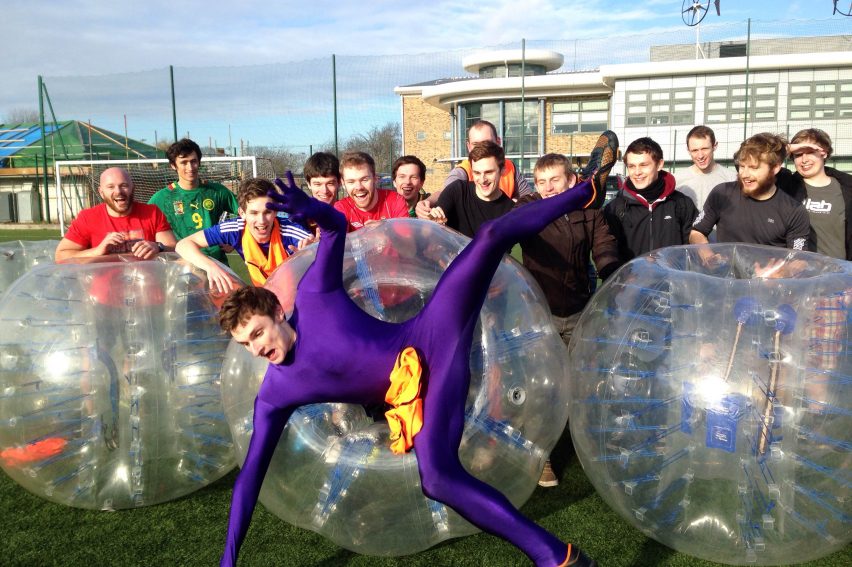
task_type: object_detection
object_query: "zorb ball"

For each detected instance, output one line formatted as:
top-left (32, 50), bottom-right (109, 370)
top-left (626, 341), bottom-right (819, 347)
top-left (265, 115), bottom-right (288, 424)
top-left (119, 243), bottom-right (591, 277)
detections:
top-left (0, 255), bottom-right (236, 509)
top-left (569, 244), bottom-right (852, 565)
top-left (0, 240), bottom-right (59, 296)
top-left (220, 219), bottom-right (570, 556)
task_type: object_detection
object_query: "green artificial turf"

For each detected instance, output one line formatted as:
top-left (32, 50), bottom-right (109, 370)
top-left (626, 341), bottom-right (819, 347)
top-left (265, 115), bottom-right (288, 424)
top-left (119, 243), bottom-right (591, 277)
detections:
top-left (0, 229), bottom-right (849, 566)
top-left (1, 430), bottom-right (849, 566)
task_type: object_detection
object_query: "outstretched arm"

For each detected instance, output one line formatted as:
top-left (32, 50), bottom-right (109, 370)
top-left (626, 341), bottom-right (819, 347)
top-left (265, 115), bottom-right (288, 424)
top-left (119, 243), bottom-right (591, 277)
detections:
top-left (221, 398), bottom-right (293, 567)
top-left (270, 173), bottom-right (348, 293)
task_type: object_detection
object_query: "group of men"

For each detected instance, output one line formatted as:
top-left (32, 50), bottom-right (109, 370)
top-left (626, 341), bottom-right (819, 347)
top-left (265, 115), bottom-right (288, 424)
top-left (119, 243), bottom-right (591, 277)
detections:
top-left (50, 122), bottom-right (850, 566)
top-left (56, 122), bottom-right (851, 490)
top-left (604, 126), bottom-right (850, 264)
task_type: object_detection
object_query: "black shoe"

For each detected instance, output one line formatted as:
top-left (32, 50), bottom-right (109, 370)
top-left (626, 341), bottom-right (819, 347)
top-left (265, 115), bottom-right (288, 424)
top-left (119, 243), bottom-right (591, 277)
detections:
top-left (579, 130), bottom-right (619, 209)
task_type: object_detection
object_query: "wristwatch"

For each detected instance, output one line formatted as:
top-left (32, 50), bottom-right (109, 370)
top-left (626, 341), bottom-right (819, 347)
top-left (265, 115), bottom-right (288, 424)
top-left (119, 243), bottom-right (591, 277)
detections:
top-left (156, 242), bottom-right (166, 252)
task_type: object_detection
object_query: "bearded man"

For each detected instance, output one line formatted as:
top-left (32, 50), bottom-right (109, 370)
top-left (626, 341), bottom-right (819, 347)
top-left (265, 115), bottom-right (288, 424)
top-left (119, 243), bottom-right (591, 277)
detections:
top-left (690, 133), bottom-right (809, 251)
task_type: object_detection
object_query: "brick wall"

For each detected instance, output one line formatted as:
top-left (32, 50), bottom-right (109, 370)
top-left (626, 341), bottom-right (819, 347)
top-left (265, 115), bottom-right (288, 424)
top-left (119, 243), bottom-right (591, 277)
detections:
top-left (401, 96), bottom-right (453, 193)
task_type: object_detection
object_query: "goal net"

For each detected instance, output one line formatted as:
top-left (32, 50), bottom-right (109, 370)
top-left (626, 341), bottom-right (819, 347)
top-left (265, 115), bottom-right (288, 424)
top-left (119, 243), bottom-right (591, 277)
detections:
top-left (54, 156), bottom-right (276, 233)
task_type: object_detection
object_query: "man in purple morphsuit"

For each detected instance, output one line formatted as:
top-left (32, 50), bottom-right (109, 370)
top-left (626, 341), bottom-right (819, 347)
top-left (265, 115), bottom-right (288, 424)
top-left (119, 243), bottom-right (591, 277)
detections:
top-left (217, 133), bottom-right (618, 567)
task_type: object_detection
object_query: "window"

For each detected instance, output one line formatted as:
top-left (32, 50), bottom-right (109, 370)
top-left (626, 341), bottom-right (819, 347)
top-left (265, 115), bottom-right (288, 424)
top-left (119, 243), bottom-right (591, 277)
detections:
top-left (502, 101), bottom-right (539, 155)
top-left (478, 64), bottom-right (547, 78)
top-left (704, 84), bottom-right (777, 123)
top-left (460, 100), bottom-right (540, 156)
top-left (551, 99), bottom-right (609, 134)
top-left (625, 88), bottom-right (695, 127)
top-left (788, 81), bottom-right (852, 121)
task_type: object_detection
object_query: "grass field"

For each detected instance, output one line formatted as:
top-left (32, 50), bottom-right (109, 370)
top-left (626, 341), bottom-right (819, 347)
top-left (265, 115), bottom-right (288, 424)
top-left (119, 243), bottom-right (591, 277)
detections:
top-left (0, 227), bottom-right (849, 566)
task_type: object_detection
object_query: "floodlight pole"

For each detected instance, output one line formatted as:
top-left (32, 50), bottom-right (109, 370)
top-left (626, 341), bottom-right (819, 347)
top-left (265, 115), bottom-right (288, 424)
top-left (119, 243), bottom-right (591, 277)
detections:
top-left (170, 65), bottom-right (178, 142)
top-left (333, 54), bottom-right (339, 156)
top-left (520, 39), bottom-right (526, 176)
top-left (38, 76), bottom-right (50, 223)
top-left (743, 19), bottom-right (752, 140)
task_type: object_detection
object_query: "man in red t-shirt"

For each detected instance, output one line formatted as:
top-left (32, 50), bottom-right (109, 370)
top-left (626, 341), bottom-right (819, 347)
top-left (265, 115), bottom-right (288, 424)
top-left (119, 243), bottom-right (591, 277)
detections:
top-left (55, 167), bottom-right (176, 261)
top-left (333, 151), bottom-right (408, 232)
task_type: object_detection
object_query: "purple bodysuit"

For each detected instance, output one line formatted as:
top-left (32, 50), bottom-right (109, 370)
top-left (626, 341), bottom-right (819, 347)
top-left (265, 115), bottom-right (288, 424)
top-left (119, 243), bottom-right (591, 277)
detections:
top-left (222, 178), bottom-right (596, 566)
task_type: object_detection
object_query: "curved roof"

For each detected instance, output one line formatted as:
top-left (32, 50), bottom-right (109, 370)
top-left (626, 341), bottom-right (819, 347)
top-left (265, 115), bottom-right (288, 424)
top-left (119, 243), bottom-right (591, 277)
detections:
top-left (462, 49), bottom-right (564, 74)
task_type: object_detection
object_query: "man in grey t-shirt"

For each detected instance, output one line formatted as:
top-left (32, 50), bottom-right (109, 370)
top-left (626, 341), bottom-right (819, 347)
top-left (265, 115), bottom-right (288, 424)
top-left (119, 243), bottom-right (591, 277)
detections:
top-left (676, 125), bottom-right (737, 210)
top-left (778, 128), bottom-right (851, 260)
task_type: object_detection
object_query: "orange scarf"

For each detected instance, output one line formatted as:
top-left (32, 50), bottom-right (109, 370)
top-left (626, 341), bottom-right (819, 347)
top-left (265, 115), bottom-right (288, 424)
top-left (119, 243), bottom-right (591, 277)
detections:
top-left (242, 218), bottom-right (287, 286)
top-left (385, 347), bottom-right (424, 454)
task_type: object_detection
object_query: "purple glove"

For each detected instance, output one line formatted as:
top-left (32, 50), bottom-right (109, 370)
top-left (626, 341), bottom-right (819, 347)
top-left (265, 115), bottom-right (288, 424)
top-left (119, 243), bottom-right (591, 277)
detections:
top-left (268, 172), bottom-right (316, 224)
top-left (773, 304), bottom-right (797, 335)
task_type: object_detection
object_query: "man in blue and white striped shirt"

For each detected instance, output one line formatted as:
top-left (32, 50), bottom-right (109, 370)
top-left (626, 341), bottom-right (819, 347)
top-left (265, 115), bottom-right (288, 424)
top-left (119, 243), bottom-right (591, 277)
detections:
top-left (176, 178), bottom-right (313, 292)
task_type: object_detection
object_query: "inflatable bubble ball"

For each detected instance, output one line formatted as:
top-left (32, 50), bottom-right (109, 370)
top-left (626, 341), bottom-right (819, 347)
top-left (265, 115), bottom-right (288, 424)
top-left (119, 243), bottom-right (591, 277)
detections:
top-left (220, 219), bottom-right (570, 556)
top-left (569, 244), bottom-right (852, 566)
top-left (0, 255), bottom-right (236, 509)
top-left (0, 240), bottom-right (60, 297)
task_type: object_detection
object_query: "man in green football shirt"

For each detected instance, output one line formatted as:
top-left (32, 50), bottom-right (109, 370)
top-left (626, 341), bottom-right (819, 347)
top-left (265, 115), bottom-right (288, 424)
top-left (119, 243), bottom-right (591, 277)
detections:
top-left (148, 138), bottom-right (239, 264)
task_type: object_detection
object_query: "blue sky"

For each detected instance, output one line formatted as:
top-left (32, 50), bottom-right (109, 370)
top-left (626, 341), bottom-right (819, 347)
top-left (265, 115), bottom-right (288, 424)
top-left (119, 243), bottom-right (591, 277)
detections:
top-left (1, 1), bottom-right (841, 149)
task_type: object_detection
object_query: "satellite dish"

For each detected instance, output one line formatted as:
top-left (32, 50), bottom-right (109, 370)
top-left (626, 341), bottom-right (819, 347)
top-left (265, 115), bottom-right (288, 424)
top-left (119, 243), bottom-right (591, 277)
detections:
top-left (835, 1), bottom-right (852, 16)
top-left (682, 0), bottom-right (711, 26)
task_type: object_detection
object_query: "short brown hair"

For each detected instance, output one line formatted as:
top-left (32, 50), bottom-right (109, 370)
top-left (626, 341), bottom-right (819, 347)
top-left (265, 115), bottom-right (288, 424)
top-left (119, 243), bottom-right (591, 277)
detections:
top-left (468, 141), bottom-right (505, 170)
top-left (304, 152), bottom-right (340, 182)
top-left (686, 125), bottom-right (717, 146)
top-left (236, 178), bottom-right (274, 210)
top-left (624, 137), bottom-right (663, 163)
top-left (734, 133), bottom-right (787, 169)
top-left (534, 153), bottom-right (573, 179)
top-left (340, 151), bottom-right (376, 177)
top-left (791, 128), bottom-right (833, 158)
top-left (392, 155), bottom-right (426, 180)
top-left (468, 120), bottom-right (499, 141)
top-left (218, 286), bottom-right (280, 332)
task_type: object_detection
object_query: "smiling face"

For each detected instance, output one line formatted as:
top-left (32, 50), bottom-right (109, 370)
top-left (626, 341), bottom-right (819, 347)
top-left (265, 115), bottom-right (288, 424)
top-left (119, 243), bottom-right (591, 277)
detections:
top-left (687, 135), bottom-right (717, 173)
top-left (171, 152), bottom-right (201, 188)
top-left (98, 167), bottom-right (135, 217)
top-left (471, 156), bottom-right (503, 201)
top-left (738, 155), bottom-right (780, 200)
top-left (308, 175), bottom-right (340, 204)
top-left (230, 308), bottom-right (295, 365)
top-left (393, 163), bottom-right (424, 207)
top-left (239, 196), bottom-right (277, 243)
top-left (534, 165), bottom-right (576, 198)
top-left (342, 164), bottom-right (378, 211)
top-left (624, 151), bottom-right (664, 190)
top-left (791, 145), bottom-right (827, 181)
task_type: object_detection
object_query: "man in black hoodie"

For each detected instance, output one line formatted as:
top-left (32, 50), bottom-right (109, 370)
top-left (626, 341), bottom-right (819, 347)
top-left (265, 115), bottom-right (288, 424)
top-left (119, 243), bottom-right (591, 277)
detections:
top-left (603, 137), bottom-right (698, 263)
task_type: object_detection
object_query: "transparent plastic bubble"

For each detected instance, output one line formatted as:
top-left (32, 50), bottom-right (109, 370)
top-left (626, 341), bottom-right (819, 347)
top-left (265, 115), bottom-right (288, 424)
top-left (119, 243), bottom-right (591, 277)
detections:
top-left (220, 219), bottom-right (570, 556)
top-left (0, 255), bottom-right (236, 509)
top-left (0, 240), bottom-right (60, 298)
top-left (569, 244), bottom-right (852, 565)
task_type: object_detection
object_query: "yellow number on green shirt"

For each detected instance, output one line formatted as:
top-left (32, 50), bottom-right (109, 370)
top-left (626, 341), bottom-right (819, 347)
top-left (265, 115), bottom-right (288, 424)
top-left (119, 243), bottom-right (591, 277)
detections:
top-left (192, 212), bottom-right (203, 229)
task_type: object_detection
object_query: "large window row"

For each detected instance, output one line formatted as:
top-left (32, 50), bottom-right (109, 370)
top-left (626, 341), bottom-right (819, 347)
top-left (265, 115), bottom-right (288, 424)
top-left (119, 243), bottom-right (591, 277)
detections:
top-left (788, 81), bottom-right (852, 120)
top-left (625, 89), bottom-right (695, 126)
top-left (551, 99), bottom-right (609, 134)
top-left (705, 84), bottom-right (777, 123)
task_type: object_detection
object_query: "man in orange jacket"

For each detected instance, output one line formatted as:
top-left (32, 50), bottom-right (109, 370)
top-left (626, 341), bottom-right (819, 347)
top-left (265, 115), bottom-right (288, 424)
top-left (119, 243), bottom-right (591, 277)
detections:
top-left (416, 120), bottom-right (531, 219)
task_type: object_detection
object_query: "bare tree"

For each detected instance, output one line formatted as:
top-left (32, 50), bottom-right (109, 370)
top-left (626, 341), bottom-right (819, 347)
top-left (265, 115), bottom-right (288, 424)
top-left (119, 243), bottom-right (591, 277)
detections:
top-left (3, 108), bottom-right (40, 124)
top-left (343, 122), bottom-right (401, 175)
top-left (246, 145), bottom-right (308, 178)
